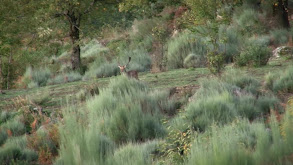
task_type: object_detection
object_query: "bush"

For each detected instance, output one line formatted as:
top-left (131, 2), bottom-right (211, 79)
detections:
top-left (218, 25), bottom-right (242, 62)
top-left (166, 31), bottom-right (207, 69)
top-left (108, 141), bottom-right (159, 165)
top-left (21, 67), bottom-right (52, 88)
top-left (236, 37), bottom-right (272, 67)
top-left (266, 67), bottom-right (293, 93)
top-left (270, 28), bottom-right (290, 45)
top-left (187, 108), bottom-right (293, 165)
top-left (233, 9), bottom-right (264, 35)
top-left (56, 107), bottom-right (114, 165)
top-left (118, 48), bottom-right (152, 72)
top-left (81, 39), bottom-right (109, 58)
top-left (88, 76), bottom-right (169, 143)
top-left (57, 77), bottom-right (174, 164)
top-left (183, 53), bottom-right (205, 68)
top-left (1, 119), bottom-right (26, 136)
top-left (47, 72), bottom-right (82, 85)
top-left (0, 136), bottom-right (38, 164)
top-left (181, 70), bottom-right (280, 131)
top-left (83, 58), bottom-right (120, 80)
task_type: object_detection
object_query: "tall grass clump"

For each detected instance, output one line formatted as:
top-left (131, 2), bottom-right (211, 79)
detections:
top-left (57, 76), bottom-right (174, 164)
top-left (83, 56), bottom-right (120, 80)
top-left (218, 25), bottom-right (242, 62)
top-left (47, 72), bottom-right (82, 85)
top-left (232, 8), bottom-right (264, 35)
top-left (81, 39), bottom-right (109, 58)
top-left (265, 67), bottom-right (293, 93)
top-left (88, 76), bottom-right (171, 143)
top-left (56, 106), bottom-right (115, 165)
top-left (166, 31), bottom-right (207, 69)
top-left (187, 106), bottom-right (293, 165)
top-left (270, 28), bottom-right (290, 45)
top-left (183, 70), bottom-right (279, 131)
top-left (0, 135), bottom-right (38, 164)
top-left (21, 66), bottom-right (51, 88)
top-left (107, 141), bottom-right (159, 165)
top-left (236, 37), bottom-right (272, 67)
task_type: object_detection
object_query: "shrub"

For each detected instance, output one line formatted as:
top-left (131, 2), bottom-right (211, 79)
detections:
top-left (130, 19), bottom-right (159, 42)
top-left (270, 28), bottom-right (290, 45)
top-left (83, 59), bottom-right (120, 80)
top-left (118, 48), bottom-right (152, 72)
top-left (183, 53), bottom-right (205, 68)
top-left (107, 141), bottom-right (159, 165)
top-left (0, 144), bottom-right (38, 164)
top-left (166, 31), bottom-right (207, 69)
top-left (187, 108), bottom-right (293, 165)
top-left (81, 39), bottom-right (109, 58)
top-left (218, 25), bottom-right (242, 62)
top-left (268, 67), bottom-right (293, 93)
top-left (0, 135), bottom-right (38, 164)
top-left (21, 67), bottom-right (52, 88)
top-left (56, 107), bottom-right (114, 165)
top-left (1, 119), bottom-right (26, 136)
top-left (182, 71), bottom-right (279, 131)
top-left (236, 37), bottom-right (272, 67)
top-left (233, 9), bottom-right (264, 35)
top-left (88, 76), bottom-right (168, 143)
top-left (0, 130), bottom-right (8, 146)
top-left (47, 72), bottom-right (82, 85)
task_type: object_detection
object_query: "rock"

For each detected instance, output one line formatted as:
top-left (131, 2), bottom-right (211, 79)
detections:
top-left (272, 46), bottom-right (292, 58)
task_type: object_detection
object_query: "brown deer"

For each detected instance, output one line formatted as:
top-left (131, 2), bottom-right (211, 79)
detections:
top-left (118, 57), bottom-right (139, 79)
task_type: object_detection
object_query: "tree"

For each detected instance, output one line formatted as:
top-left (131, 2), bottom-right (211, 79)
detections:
top-left (0, 0), bottom-right (35, 89)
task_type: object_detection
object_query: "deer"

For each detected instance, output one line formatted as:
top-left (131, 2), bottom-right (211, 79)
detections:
top-left (118, 57), bottom-right (139, 79)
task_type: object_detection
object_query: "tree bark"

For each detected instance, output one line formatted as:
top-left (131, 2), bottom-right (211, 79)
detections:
top-left (0, 55), bottom-right (3, 91)
top-left (278, 0), bottom-right (290, 28)
top-left (67, 12), bottom-right (81, 70)
top-left (6, 49), bottom-right (12, 89)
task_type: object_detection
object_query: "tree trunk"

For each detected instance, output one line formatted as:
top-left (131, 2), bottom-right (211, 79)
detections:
top-left (0, 55), bottom-right (3, 91)
top-left (278, 0), bottom-right (290, 28)
top-left (67, 12), bottom-right (81, 70)
top-left (6, 49), bottom-right (12, 89)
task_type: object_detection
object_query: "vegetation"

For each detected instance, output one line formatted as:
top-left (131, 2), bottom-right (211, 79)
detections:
top-left (2, 0), bottom-right (293, 164)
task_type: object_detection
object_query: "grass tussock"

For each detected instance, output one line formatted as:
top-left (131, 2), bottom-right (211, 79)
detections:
top-left (265, 67), bottom-right (293, 93)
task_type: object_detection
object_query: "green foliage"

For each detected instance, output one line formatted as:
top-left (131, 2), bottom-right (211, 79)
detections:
top-left (233, 9), bottom-right (265, 35)
top-left (207, 51), bottom-right (224, 75)
top-left (130, 19), bottom-right (158, 43)
top-left (56, 105), bottom-right (115, 165)
top-left (81, 39), bottom-right (109, 58)
top-left (108, 141), bottom-right (159, 165)
top-left (166, 31), bottom-right (207, 69)
top-left (218, 25), bottom-right (242, 61)
top-left (1, 119), bottom-right (26, 136)
top-left (266, 67), bottom-right (293, 93)
top-left (187, 109), bottom-right (293, 165)
top-left (270, 28), bottom-right (290, 45)
top-left (236, 37), bottom-right (272, 67)
top-left (183, 53), bottom-right (205, 68)
top-left (181, 70), bottom-right (279, 131)
top-left (0, 135), bottom-right (38, 164)
top-left (88, 76), bottom-right (169, 143)
top-left (47, 72), bottom-right (82, 85)
top-left (21, 66), bottom-right (52, 88)
top-left (57, 76), bottom-right (174, 164)
top-left (119, 48), bottom-right (152, 72)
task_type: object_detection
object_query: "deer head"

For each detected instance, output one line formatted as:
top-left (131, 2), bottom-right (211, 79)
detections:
top-left (118, 57), bottom-right (138, 79)
top-left (118, 57), bottom-right (131, 73)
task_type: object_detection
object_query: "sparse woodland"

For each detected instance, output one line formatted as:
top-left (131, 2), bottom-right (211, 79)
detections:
top-left (1, 0), bottom-right (293, 164)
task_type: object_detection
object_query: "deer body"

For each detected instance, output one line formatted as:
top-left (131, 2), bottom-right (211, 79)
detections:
top-left (118, 57), bottom-right (139, 79)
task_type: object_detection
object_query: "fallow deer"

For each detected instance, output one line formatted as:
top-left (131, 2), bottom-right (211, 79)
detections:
top-left (118, 57), bottom-right (138, 79)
